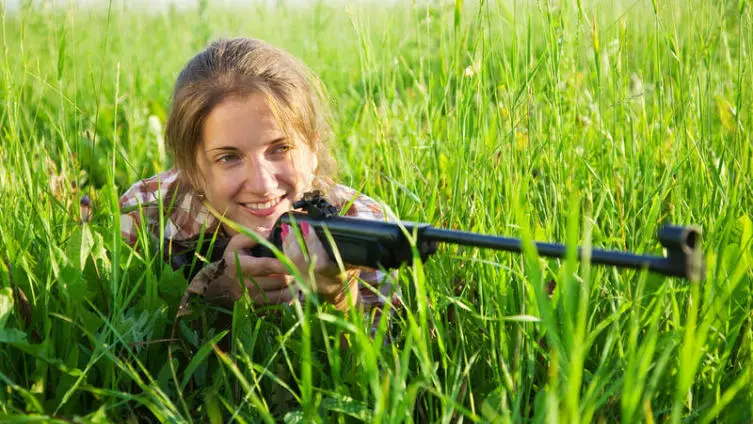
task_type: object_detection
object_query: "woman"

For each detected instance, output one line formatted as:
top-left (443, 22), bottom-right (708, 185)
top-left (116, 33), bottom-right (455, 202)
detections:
top-left (120, 37), bottom-right (396, 330)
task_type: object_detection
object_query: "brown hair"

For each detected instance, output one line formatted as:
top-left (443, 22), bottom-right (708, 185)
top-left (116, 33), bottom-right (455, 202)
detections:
top-left (165, 37), bottom-right (336, 191)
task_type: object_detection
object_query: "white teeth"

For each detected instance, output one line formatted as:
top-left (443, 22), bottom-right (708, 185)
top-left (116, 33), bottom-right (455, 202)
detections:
top-left (244, 196), bottom-right (283, 210)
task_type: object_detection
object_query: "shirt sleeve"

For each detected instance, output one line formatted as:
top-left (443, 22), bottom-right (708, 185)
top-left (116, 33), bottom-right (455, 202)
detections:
top-left (324, 184), bottom-right (403, 337)
top-left (118, 168), bottom-right (181, 249)
top-left (119, 182), bottom-right (150, 248)
top-left (120, 209), bottom-right (140, 247)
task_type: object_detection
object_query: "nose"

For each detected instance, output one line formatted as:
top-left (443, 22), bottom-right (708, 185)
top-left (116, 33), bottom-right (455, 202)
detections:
top-left (242, 157), bottom-right (277, 196)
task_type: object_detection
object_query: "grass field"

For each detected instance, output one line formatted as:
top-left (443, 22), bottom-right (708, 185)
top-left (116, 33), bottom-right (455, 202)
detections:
top-left (1, 0), bottom-right (752, 422)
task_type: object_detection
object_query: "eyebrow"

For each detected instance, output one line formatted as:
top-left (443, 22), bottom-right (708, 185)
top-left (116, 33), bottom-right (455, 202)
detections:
top-left (205, 136), bottom-right (290, 153)
top-left (206, 146), bottom-right (238, 153)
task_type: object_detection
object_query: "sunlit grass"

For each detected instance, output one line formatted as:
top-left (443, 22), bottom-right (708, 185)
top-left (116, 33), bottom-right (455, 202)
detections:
top-left (0, 0), bottom-right (751, 422)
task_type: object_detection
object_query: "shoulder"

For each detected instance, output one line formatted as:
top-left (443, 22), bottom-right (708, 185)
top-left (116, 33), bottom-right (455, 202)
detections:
top-left (320, 181), bottom-right (397, 222)
top-left (119, 168), bottom-right (182, 211)
top-left (119, 168), bottom-right (216, 246)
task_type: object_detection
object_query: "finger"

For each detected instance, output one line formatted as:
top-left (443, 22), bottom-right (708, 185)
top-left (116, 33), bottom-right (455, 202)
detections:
top-left (224, 229), bottom-right (272, 258)
top-left (299, 222), bottom-right (341, 276)
top-left (245, 274), bottom-right (293, 294)
top-left (281, 223), bottom-right (306, 269)
top-left (251, 286), bottom-right (296, 306)
top-left (281, 222), bottom-right (329, 267)
top-left (223, 235), bottom-right (257, 264)
top-left (233, 256), bottom-right (289, 276)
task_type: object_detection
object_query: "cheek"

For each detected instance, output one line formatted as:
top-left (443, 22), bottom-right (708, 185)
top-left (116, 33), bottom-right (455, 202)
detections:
top-left (216, 171), bottom-right (245, 197)
top-left (197, 164), bottom-right (242, 202)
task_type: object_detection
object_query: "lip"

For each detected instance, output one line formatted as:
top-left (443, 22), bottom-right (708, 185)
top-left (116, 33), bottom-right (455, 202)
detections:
top-left (240, 195), bottom-right (286, 217)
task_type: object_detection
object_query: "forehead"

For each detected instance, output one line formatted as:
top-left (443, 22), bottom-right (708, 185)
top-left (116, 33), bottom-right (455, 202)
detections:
top-left (201, 94), bottom-right (286, 149)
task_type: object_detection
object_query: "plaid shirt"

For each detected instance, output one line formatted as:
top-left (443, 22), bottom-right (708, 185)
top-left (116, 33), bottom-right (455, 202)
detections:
top-left (120, 168), bottom-right (399, 331)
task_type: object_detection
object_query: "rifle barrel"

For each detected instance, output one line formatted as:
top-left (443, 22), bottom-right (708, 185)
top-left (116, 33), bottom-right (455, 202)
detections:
top-left (421, 225), bottom-right (704, 280)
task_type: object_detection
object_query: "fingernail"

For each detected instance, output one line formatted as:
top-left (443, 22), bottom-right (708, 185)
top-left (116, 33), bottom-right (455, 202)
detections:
top-left (281, 224), bottom-right (289, 240)
top-left (301, 222), bottom-right (311, 236)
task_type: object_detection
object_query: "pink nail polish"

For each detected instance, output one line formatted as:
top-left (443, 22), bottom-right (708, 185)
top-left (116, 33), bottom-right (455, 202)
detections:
top-left (281, 224), bottom-right (289, 240)
top-left (301, 222), bottom-right (311, 236)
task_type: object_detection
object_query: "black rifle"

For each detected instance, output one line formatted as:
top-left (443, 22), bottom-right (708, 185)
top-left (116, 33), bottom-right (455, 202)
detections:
top-left (248, 191), bottom-right (705, 281)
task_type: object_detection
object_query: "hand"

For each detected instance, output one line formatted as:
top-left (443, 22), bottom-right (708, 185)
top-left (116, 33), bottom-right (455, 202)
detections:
top-left (214, 232), bottom-right (297, 306)
top-left (281, 222), bottom-right (360, 311)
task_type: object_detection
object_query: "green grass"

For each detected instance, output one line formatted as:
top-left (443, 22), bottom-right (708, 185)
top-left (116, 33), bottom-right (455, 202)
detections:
top-left (1, 0), bottom-right (752, 422)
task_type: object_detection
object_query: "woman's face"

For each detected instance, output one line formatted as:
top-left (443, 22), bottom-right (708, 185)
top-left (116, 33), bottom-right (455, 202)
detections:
top-left (196, 93), bottom-right (318, 236)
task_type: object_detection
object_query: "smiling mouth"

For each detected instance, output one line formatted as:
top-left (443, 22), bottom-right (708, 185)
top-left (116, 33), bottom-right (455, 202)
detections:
top-left (241, 195), bottom-right (286, 217)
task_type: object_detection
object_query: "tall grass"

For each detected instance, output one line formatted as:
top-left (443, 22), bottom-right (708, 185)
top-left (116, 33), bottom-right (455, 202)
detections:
top-left (1, 0), bottom-right (751, 422)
